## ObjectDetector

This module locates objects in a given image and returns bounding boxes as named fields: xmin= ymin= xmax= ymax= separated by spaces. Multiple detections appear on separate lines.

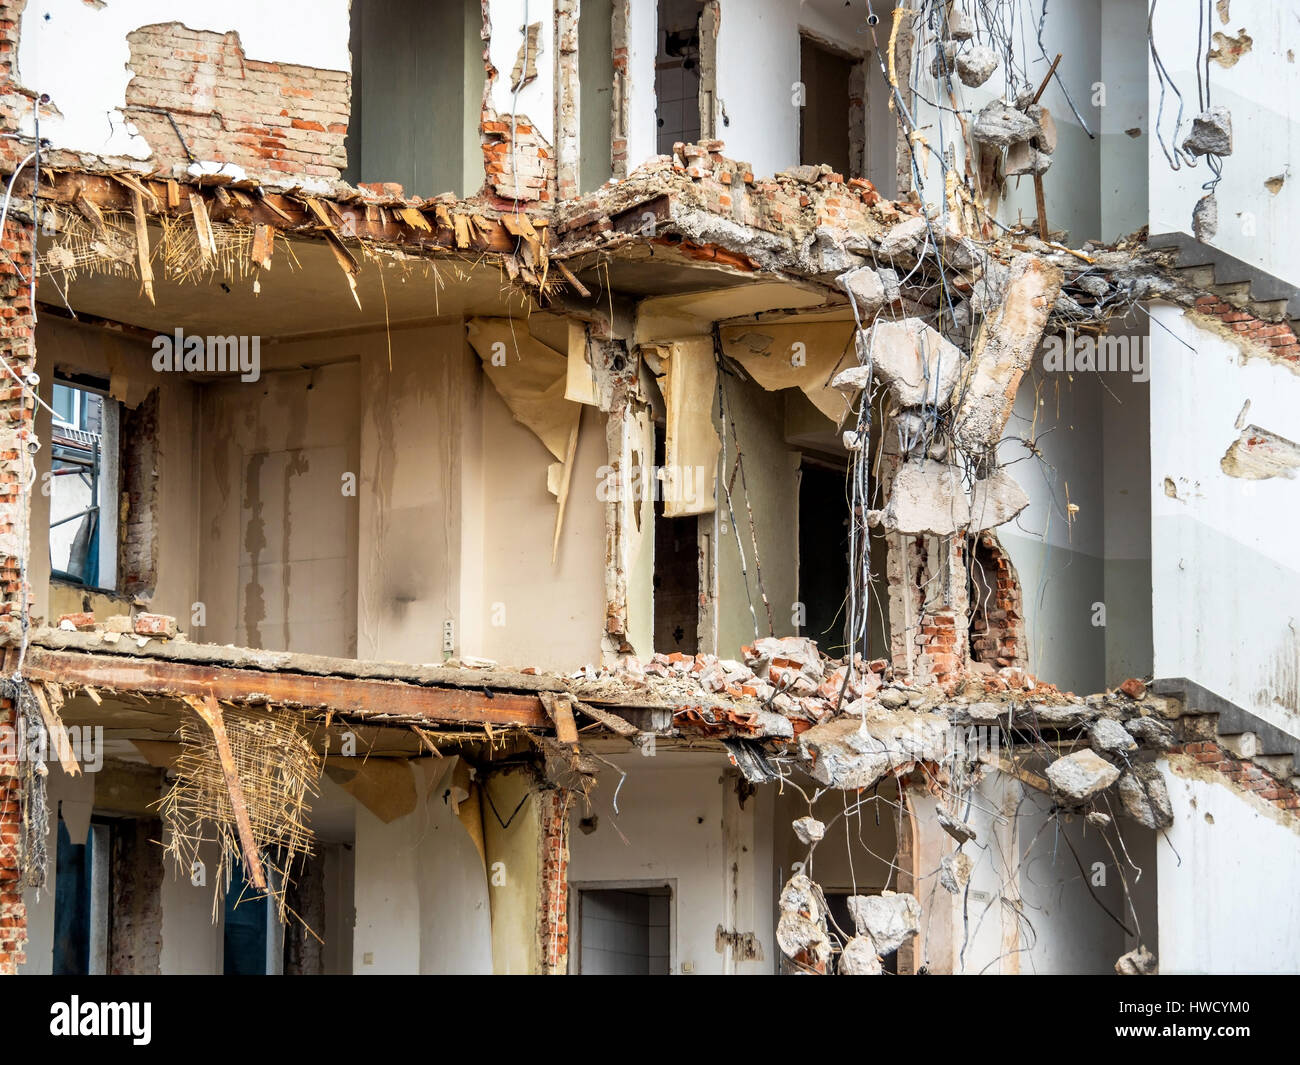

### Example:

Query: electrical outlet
xmin=442 ymin=618 xmax=455 ymax=655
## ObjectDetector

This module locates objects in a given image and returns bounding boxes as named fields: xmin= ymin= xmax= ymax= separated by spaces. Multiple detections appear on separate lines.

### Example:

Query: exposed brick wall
xmin=611 ymin=2 xmax=629 ymax=180
xmin=0 ymin=701 xmax=26 ymax=974
xmin=483 ymin=110 xmax=555 ymax=204
xmin=118 ymin=389 xmax=159 ymax=599
xmin=1170 ymin=741 xmax=1300 ymax=813
xmin=0 ymin=0 xmax=33 ymax=975
xmin=917 ymin=606 xmax=964 ymax=685
xmin=969 ymin=533 xmax=1026 ymax=669
xmin=0 ymin=216 xmax=32 ymax=634
xmin=537 ymin=787 xmax=570 ymax=974
xmin=1193 ymin=294 xmax=1300 ymax=363
xmin=123 ymin=22 xmax=349 ymax=181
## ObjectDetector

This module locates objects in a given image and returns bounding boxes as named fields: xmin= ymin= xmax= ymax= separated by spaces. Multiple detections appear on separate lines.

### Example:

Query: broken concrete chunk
xmin=870 ymin=460 xmax=967 ymax=536
xmin=1124 ymin=716 xmax=1175 ymax=749
xmin=831 ymin=364 xmax=873 ymax=394
xmin=868 ymin=462 xmax=961 ymax=538
xmin=876 ymin=215 xmax=929 ymax=260
xmin=1027 ymin=104 xmax=1058 ymax=154
xmin=104 ymin=614 xmax=133 ymax=634
xmin=958 ymin=44 xmax=999 ymax=87
xmin=792 ymin=816 xmax=826 ymax=845
xmin=1076 ymin=274 xmax=1109 ymax=298
xmin=838 ymin=935 xmax=883 ymax=974
xmin=936 ymin=805 xmax=977 ymax=844
xmin=1005 ymin=141 xmax=1052 ymax=176
xmin=1183 ymin=107 xmax=1233 ymax=157
xmin=965 ymin=701 xmax=1008 ymax=723
xmin=783 ymin=163 xmax=826 ymax=185
xmin=847 ymin=892 xmax=921 ymax=955
xmin=970 ymin=260 xmax=1011 ymax=314
xmin=862 ymin=317 xmax=964 ymax=409
xmin=1086 ymin=811 xmax=1112 ymax=828
xmin=968 ymin=469 xmax=1030 ymax=532
xmin=799 ymin=717 xmax=891 ymax=790
xmin=948 ymin=8 xmax=974 ymax=40
xmin=878 ymin=687 xmax=908 ymax=709
xmin=777 ymin=873 xmax=832 ymax=971
xmin=1193 ymin=192 xmax=1218 ymax=241
xmin=1117 ymin=763 xmax=1174 ymax=829
xmin=1045 ymin=749 xmax=1121 ymax=803
xmin=972 ymin=100 xmax=1039 ymax=147
xmin=939 ymin=852 xmax=972 ymax=894
xmin=929 ymin=41 xmax=959 ymax=79
xmin=878 ymin=267 xmax=902 ymax=304
xmin=1220 ymin=425 xmax=1300 ymax=480
xmin=1089 ymin=716 xmax=1139 ymax=755
xmin=1115 ymin=945 xmax=1158 ymax=975
xmin=870 ymin=461 xmax=1027 ymax=537
xmin=1022 ymin=702 xmax=1094 ymax=728
xmin=841 ymin=266 xmax=886 ymax=317
xmin=952 ymin=254 xmax=1064 ymax=458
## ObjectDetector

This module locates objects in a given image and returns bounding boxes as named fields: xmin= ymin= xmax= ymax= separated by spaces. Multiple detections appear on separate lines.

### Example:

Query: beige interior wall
xmin=32 ymin=318 xmax=200 ymax=626
xmin=626 ymin=405 xmax=657 ymax=657
xmin=464 ymin=376 xmax=607 ymax=671
xmin=197 ymin=360 xmax=360 ymax=656
xmin=482 ymin=767 xmax=541 ymax=975
xmin=711 ymin=375 xmax=801 ymax=659
xmin=352 ymin=322 xmax=471 ymax=663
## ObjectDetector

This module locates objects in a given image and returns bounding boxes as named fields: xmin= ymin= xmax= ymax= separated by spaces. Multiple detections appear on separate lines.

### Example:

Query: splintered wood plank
xmin=188 ymin=190 xmax=217 ymax=264
xmin=250 ymin=223 xmax=275 ymax=270
xmin=31 ymin=683 xmax=80 ymax=776
xmin=21 ymin=647 xmax=549 ymax=729
xmin=540 ymin=692 xmax=579 ymax=745
xmin=129 ymin=188 xmax=154 ymax=304
xmin=183 ymin=694 xmax=266 ymax=890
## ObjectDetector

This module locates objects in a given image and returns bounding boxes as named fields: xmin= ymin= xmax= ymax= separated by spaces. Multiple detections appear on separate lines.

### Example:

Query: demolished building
xmin=0 ymin=0 xmax=1295 ymax=976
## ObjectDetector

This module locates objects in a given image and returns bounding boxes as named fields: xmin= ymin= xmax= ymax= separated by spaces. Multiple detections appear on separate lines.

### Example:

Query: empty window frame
xmin=52 ymin=816 xmax=110 ymax=975
xmin=49 ymin=377 xmax=119 ymax=590
xmin=798 ymin=34 xmax=867 ymax=179
xmin=579 ymin=0 xmax=616 ymax=192
xmin=222 ymin=862 xmax=284 ymax=975
xmin=574 ymin=884 xmax=672 ymax=975
xmin=797 ymin=460 xmax=850 ymax=655
xmin=655 ymin=0 xmax=718 ymax=155
xmin=346 ymin=0 xmax=486 ymax=198
xmin=653 ymin=423 xmax=699 ymax=654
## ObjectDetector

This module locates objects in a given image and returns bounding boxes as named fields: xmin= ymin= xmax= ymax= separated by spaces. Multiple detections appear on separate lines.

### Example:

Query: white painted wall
xmin=1099 ymin=0 xmax=1148 ymax=240
xmin=351 ymin=761 xmax=493 ymax=974
xmin=568 ymin=750 xmax=774 ymax=974
xmin=16 ymin=0 xmax=350 ymax=159
xmin=625 ymin=0 xmax=660 ymax=170
xmin=908 ymin=0 xmax=1104 ymax=243
xmin=1158 ymin=757 xmax=1300 ymax=974
xmin=623 ymin=0 xmax=893 ymax=184
xmin=1149 ymin=305 xmax=1300 ymax=742
xmin=487 ymin=0 xmax=555 ymax=141
xmin=159 ymin=837 xmax=225 ymax=975
xmin=1148 ymin=0 xmax=1300 ymax=287
xmin=998 ymin=345 xmax=1107 ymax=695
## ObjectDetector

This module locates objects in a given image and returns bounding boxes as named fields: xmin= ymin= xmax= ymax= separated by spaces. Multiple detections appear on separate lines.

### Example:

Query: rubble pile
xmin=57 ymin=611 xmax=186 ymax=647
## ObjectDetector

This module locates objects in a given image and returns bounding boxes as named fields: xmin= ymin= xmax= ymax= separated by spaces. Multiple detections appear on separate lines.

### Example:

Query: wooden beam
xmin=184 ymin=694 xmax=266 ymax=890
xmin=22 ymin=170 xmax=521 ymax=255
xmin=21 ymin=647 xmax=549 ymax=729
xmin=540 ymin=691 xmax=579 ymax=745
